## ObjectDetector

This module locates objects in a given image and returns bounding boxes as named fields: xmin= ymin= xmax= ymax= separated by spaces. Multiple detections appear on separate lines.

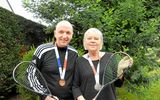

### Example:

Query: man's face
xmin=54 ymin=25 xmax=73 ymax=47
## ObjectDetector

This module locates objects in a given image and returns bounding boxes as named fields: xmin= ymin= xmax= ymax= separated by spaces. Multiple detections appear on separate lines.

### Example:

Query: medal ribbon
xmin=55 ymin=45 xmax=68 ymax=80
xmin=87 ymin=54 xmax=100 ymax=85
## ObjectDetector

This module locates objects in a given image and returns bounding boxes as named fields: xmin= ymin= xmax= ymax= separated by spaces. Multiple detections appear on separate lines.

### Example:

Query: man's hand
xmin=45 ymin=96 xmax=59 ymax=100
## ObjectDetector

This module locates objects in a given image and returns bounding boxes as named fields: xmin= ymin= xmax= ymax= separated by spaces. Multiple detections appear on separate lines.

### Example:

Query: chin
xmin=88 ymin=49 xmax=97 ymax=52
xmin=59 ymin=43 xmax=68 ymax=47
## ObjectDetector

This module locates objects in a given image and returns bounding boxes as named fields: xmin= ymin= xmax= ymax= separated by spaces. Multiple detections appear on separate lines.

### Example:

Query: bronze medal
xmin=59 ymin=79 xmax=65 ymax=87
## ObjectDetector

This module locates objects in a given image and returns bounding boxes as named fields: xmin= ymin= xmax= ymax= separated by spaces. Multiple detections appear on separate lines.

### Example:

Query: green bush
xmin=0 ymin=6 xmax=49 ymax=99
xmin=117 ymin=68 xmax=160 ymax=100
xmin=136 ymin=80 xmax=160 ymax=100
xmin=117 ymin=87 xmax=140 ymax=100
xmin=137 ymin=68 xmax=160 ymax=100
xmin=0 ymin=8 xmax=23 ymax=99
xmin=117 ymin=79 xmax=160 ymax=100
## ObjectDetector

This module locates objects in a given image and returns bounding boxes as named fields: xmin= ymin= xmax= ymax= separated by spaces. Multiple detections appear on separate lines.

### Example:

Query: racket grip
xmin=93 ymin=90 xmax=101 ymax=100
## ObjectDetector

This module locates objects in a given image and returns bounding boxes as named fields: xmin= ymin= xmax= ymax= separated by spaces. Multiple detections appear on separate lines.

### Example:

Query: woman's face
xmin=84 ymin=32 xmax=102 ymax=52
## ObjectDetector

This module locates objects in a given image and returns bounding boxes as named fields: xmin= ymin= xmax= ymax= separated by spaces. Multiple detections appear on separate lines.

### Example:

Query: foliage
xmin=121 ymin=77 xmax=160 ymax=100
xmin=23 ymin=0 xmax=160 ymax=80
xmin=117 ymin=79 xmax=160 ymax=100
xmin=138 ymin=79 xmax=160 ymax=100
xmin=0 ymin=7 xmax=23 ymax=99
xmin=120 ymin=67 xmax=160 ymax=99
xmin=0 ymin=5 xmax=54 ymax=99
xmin=117 ymin=87 xmax=140 ymax=100
xmin=117 ymin=67 xmax=160 ymax=100
xmin=22 ymin=0 xmax=160 ymax=98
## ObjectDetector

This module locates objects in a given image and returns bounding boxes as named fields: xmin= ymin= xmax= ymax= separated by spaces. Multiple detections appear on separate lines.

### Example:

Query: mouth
xmin=62 ymin=40 xmax=68 ymax=43
xmin=88 ymin=44 xmax=97 ymax=46
xmin=60 ymin=38 xmax=68 ymax=42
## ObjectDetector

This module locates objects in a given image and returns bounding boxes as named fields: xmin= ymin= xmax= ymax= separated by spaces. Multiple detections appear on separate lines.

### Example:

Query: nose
xmin=63 ymin=32 xmax=67 ymax=38
xmin=90 ymin=38 xmax=96 ymax=42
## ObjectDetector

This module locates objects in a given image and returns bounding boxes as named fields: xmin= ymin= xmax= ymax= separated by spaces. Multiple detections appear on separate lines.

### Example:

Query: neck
xmin=55 ymin=43 xmax=67 ymax=48
xmin=88 ymin=51 xmax=100 ymax=60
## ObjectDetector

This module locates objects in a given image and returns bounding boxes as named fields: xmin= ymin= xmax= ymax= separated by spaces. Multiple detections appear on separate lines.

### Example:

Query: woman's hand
xmin=117 ymin=56 xmax=133 ymax=76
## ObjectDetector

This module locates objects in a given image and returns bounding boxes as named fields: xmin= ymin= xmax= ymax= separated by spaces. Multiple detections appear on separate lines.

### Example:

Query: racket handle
xmin=93 ymin=85 xmax=104 ymax=100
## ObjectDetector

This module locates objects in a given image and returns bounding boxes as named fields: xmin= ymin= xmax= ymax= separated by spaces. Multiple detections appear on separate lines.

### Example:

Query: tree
xmin=22 ymin=0 xmax=160 ymax=94
xmin=0 ymin=7 xmax=22 ymax=99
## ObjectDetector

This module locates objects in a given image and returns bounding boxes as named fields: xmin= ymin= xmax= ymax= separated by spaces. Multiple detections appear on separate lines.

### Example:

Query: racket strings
xmin=14 ymin=62 xmax=50 ymax=95
xmin=102 ymin=53 xmax=126 ymax=85
xmin=102 ymin=57 xmax=118 ymax=85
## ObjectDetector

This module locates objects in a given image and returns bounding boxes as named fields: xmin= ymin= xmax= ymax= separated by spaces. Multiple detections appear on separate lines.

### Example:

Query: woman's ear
xmin=83 ymin=39 xmax=87 ymax=50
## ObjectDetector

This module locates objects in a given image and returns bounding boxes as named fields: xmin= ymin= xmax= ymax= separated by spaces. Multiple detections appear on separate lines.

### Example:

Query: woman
xmin=72 ymin=28 xmax=126 ymax=100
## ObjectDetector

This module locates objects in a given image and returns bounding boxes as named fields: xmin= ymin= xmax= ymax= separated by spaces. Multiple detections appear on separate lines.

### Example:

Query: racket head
xmin=12 ymin=61 xmax=52 ymax=96
xmin=94 ymin=52 xmax=133 ymax=100
xmin=102 ymin=52 xmax=132 ymax=86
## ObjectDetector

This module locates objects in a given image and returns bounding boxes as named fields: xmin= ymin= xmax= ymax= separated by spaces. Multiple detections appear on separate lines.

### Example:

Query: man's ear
xmin=53 ymin=30 xmax=56 ymax=43
xmin=53 ymin=30 xmax=56 ymax=36
xmin=54 ymin=30 xmax=56 ymax=37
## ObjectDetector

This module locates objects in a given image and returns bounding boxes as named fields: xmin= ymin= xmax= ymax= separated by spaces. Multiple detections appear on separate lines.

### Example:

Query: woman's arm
xmin=72 ymin=59 xmax=84 ymax=99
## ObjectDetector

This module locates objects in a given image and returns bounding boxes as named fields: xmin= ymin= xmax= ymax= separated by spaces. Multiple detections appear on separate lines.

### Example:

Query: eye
xmin=66 ymin=31 xmax=72 ymax=35
xmin=87 ymin=37 xmax=92 ymax=40
xmin=59 ymin=30 xmax=64 ymax=34
xmin=94 ymin=37 xmax=99 ymax=40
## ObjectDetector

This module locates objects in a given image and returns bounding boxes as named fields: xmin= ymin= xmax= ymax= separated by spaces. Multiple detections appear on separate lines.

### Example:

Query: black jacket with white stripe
xmin=31 ymin=42 xmax=78 ymax=100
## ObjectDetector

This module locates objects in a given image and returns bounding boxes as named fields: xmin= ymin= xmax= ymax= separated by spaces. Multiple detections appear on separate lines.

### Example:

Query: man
xmin=31 ymin=20 xmax=78 ymax=100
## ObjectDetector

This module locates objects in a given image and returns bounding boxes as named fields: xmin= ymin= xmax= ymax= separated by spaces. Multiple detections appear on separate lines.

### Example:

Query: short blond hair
xmin=83 ymin=28 xmax=103 ymax=50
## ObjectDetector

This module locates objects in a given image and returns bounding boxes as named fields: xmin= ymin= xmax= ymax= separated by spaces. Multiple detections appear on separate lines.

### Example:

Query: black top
xmin=72 ymin=52 xmax=124 ymax=100
xmin=31 ymin=42 xmax=78 ymax=100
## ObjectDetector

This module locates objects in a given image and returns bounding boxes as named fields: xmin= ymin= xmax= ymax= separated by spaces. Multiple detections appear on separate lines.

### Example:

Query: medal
xmin=59 ymin=79 xmax=65 ymax=87
xmin=55 ymin=45 xmax=68 ymax=87
xmin=94 ymin=83 xmax=102 ymax=91
xmin=87 ymin=53 xmax=101 ymax=91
